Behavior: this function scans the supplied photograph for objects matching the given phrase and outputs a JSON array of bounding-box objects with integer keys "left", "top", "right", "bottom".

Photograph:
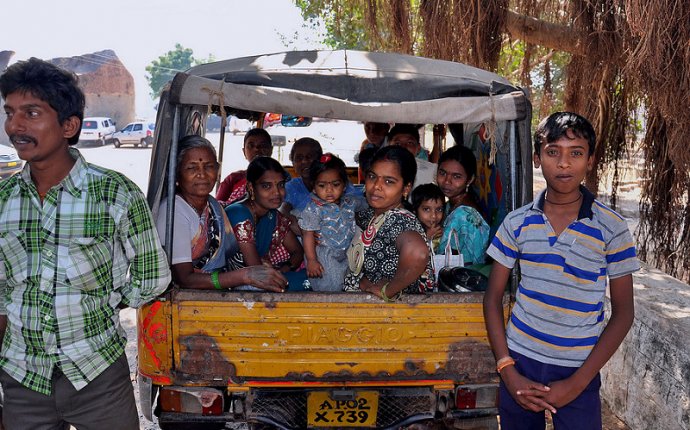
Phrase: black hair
[
  {"left": 289, "top": 137, "right": 323, "bottom": 162},
  {"left": 438, "top": 144, "right": 478, "bottom": 182},
  {"left": 388, "top": 123, "right": 420, "bottom": 143},
  {"left": 308, "top": 153, "right": 348, "bottom": 185},
  {"left": 176, "top": 135, "right": 217, "bottom": 175},
  {"left": 244, "top": 128, "right": 272, "bottom": 146},
  {"left": 369, "top": 145, "right": 417, "bottom": 188},
  {"left": 246, "top": 156, "right": 290, "bottom": 184},
  {"left": 358, "top": 147, "right": 377, "bottom": 174},
  {"left": 533, "top": 111, "right": 596, "bottom": 156},
  {"left": 411, "top": 183, "right": 445, "bottom": 213},
  {"left": 0, "top": 57, "right": 85, "bottom": 145}
]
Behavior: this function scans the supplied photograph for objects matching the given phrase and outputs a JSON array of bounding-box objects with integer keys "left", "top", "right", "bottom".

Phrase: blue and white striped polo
[{"left": 487, "top": 186, "right": 640, "bottom": 367}]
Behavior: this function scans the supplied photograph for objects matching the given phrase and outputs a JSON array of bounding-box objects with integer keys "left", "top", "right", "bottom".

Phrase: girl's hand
[
  {"left": 306, "top": 260, "right": 324, "bottom": 278},
  {"left": 500, "top": 366, "right": 556, "bottom": 413},
  {"left": 427, "top": 225, "right": 443, "bottom": 240}
]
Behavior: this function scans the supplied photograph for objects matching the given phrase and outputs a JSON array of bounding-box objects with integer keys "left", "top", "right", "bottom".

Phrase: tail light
[
  {"left": 147, "top": 130, "right": 152, "bottom": 137},
  {"left": 455, "top": 385, "right": 498, "bottom": 409},
  {"left": 159, "top": 386, "right": 224, "bottom": 415}
]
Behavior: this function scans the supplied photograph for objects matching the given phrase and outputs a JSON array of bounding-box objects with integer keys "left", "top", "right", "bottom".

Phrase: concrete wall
[{"left": 601, "top": 264, "right": 690, "bottom": 430}]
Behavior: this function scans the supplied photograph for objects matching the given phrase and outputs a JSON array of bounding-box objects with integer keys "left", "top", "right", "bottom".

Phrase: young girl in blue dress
[{"left": 298, "top": 154, "right": 366, "bottom": 291}]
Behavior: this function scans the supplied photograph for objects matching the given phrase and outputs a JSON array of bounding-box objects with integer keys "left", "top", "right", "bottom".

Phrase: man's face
[{"left": 3, "top": 91, "right": 77, "bottom": 164}]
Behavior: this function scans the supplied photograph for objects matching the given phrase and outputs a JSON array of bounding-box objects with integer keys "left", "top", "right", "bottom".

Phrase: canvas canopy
[
  {"left": 149, "top": 50, "right": 532, "bottom": 219},
  {"left": 167, "top": 49, "right": 530, "bottom": 124}
]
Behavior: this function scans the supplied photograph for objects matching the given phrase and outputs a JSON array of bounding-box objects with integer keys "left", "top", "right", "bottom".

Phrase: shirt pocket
[
  {"left": 0, "top": 231, "right": 28, "bottom": 288},
  {"left": 65, "top": 236, "right": 113, "bottom": 292},
  {"left": 565, "top": 238, "right": 605, "bottom": 282}
]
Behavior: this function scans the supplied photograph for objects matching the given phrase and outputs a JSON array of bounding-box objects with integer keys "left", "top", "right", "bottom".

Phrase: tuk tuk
[{"left": 139, "top": 49, "right": 532, "bottom": 429}]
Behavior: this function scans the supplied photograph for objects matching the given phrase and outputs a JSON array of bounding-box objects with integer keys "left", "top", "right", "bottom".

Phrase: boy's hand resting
[
  {"left": 543, "top": 376, "right": 588, "bottom": 408},
  {"left": 306, "top": 260, "right": 324, "bottom": 278},
  {"left": 245, "top": 266, "right": 288, "bottom": 292},
  {"left": 501, "top": 366, "right": 557, "bottom": 413}
]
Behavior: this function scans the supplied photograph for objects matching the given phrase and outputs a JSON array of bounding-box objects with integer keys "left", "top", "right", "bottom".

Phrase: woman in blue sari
[
  {"left": 156, "top": 135, "right": 287, "bottom": 291},
  {"left": 225, "top": 156, "right": 308, "bottom": 290}
]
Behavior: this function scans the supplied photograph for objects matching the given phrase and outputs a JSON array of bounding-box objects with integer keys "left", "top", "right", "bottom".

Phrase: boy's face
[{"left": 534, "top": 132, "right": 593, "bottom": 196}]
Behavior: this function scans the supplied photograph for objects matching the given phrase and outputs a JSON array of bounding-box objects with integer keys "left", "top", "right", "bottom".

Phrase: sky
[{"left": 1, "top": 0, "right": 325, "bottom": 118}]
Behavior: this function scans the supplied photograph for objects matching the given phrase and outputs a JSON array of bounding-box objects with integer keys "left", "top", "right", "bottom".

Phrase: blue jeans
[{"left": 499, "top": 350, "right": 602, "bottom": 430}]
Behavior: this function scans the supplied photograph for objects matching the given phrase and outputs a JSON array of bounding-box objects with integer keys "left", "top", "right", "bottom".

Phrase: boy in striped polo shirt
[{"left": 483, "top": 112, "right": 639, "bottom": 429}]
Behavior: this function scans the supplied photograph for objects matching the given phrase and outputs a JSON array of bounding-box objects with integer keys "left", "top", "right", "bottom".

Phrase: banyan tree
[{"left": 295, "top": 0, "right": 690, "bottom": 281}]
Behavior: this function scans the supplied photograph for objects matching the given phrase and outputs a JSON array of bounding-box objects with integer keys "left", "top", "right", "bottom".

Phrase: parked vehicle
[
  {"left": 0, "top": 144, "right": 23, "bottom": 179},
  {"left": 112, "top": 121, "right": 155, "bottom": 148},
  {"left": 79, "top": 116, "right": 116, "bottom": 146},
  {"left": 141, "top": 50, "right": 533, "bottom": 430}
]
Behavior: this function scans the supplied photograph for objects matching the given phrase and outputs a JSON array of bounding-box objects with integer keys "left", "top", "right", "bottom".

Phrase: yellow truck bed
[{"left": 138, "top": 290, "right": 510, "bottom": 429}]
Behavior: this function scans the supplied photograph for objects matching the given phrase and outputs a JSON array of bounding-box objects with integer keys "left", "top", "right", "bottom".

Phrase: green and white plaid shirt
[{"left": 0, "top": 149, "right": 171, "bottom": 395}]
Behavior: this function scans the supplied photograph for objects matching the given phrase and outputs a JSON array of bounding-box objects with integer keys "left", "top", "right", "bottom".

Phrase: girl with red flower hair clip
[{"left": 297, "top": 153, "right": 366, "bottom": 291}]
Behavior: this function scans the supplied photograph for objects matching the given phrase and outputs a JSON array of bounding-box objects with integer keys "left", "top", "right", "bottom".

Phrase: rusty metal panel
[
  {"left": 137, "top": 298, "right": 174, "bottom": 384},
  {"left": 165, "top": 291, "right": 508, "bottom": 386}
]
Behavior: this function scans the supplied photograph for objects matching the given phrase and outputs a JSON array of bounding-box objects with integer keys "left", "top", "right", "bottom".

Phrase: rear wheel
[
  {"left": 113, "top": 138, "right": 121, "bottom": 148},
  {"left": 140, "top": 138, "right": 148, "bottom": 148}
]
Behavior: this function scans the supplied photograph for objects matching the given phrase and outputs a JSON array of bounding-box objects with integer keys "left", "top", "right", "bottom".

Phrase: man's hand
[
  {"left": 501, "top": 366, "right": 556, "bottom": 413},
  {"left": 245, "top": 266, "right": 288, "bottom": 292},
  {"left": 306, "top": 260, "right": 324, "bottom": 278}
]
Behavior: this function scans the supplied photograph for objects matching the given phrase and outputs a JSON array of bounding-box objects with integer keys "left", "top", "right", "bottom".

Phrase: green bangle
[
  {"left": 380, "top": 282, "right": 395, "bottom": 303},
  {"left": 211, "top": 271, "right": 222, "bottom": 290}
]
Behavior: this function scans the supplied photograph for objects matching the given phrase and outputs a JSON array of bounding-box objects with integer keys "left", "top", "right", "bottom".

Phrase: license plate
[
  {"left": 6, "top": 162, "right": 17, "bottom": 167},
  {"left": 307, "top": 391, "right": 378, "bottom": 427}
]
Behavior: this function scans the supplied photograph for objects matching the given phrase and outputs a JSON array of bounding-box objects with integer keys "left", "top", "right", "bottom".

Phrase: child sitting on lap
[{"left": 298, "top": 154, "right": 366, "bottom": 291}]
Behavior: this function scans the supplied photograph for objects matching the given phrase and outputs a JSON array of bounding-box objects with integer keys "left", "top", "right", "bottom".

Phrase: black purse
[{"left": 437, "top": 266, "right": 489, "bottom": 293}]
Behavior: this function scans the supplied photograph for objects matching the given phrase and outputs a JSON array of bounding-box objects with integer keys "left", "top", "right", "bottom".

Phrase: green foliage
[
  {"left": 294, "top": 0, "right": 369, "bottom": 49},
  {"left": 145, "top": 44, "right": 211, "bottom": 99}
]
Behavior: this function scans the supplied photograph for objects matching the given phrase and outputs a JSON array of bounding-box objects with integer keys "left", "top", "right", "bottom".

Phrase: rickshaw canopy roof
[{"left": 168, "top": 49, "right": 530, "bottom": 124}]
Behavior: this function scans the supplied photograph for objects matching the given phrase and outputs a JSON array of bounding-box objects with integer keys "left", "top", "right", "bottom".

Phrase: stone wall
[{"left": 601, "top": 264, "right": 690, "bottom": 430}]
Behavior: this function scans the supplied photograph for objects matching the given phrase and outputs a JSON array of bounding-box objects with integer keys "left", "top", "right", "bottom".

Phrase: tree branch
[{"left": 505, "top": 10, "right": 588, "bottom": 56}]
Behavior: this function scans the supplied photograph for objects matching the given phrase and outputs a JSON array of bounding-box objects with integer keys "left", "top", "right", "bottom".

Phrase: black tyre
[
  {"left": 140, "top": 138, "right": 148, "bottom": 148},
  {"left": 113, "top": 138, "right": 121, "bottom": 148}
]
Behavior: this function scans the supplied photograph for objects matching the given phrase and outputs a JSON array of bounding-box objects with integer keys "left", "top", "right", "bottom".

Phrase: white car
[
  {"left": 0, "top": 144, "right": 23, "bottom": 179},
  {"left": 112, "top": 121, "right": 156, "bottom": 148},
  {"left": 79, "top": 117, "right": 117, "bottom": 146}
]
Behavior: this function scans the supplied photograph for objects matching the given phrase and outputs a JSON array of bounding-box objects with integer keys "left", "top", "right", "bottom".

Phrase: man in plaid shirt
[{"left": 0, "top": 58, "right": 171, "bottom": 429}]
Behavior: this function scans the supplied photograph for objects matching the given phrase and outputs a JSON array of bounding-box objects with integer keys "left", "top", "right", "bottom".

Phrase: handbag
[{"left": 430, "top": 228, "right": 463, "bottom": 282}]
